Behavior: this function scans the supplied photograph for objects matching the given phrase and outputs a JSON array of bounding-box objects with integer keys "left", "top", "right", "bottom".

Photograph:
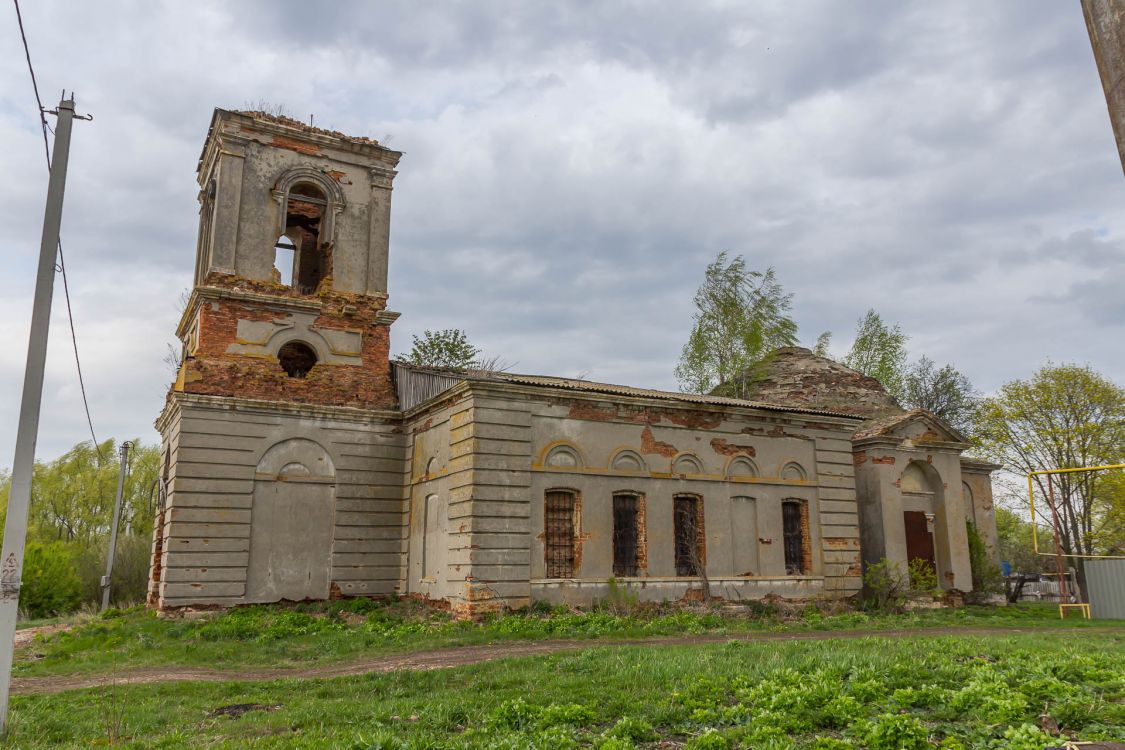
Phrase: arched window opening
[
  {"left": 782, "top": 500, "right": 809, "bottom": 575},
  {"left": 545, "top": 490, "right": 577, "bottom": 578},
  {"left": 612, "top": 493, "right": 644, "bottom": 577},
  {"left": 284, "top": 182, "right": 329, "bottom": 294},
  {"left": 673, "top": 494, "right": 705, "bottom": 576},
  {"left": 278, "top": 341, "right": 318, "bottom": 378},
  {"left": 273, "top": 234, "right": 296, "bottom": 287}
]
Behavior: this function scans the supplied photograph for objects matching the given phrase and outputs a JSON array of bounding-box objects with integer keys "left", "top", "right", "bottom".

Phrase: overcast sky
[{"left": 1, "top": 1, "right": 1123, "bottom": 465}]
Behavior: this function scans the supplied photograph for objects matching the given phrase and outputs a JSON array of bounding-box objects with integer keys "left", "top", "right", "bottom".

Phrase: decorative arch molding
[
  {"left": 780, "top": 461, "right": 808, "bottom": 482},
  {"left": 673, "top": 453, "right": 705, "bottom": 475},
  {"left": 726, "top": 456, "right": 760, "bottom": 479},
  {"left": 900, "top": 462, "right": 933, "bottom": 493},
  {"left": 255, "top": 438, "right": 335, "bottom": 481},
  {"left": 543, "top": 443, "right": 584, "bottom": 470},
  {"left": 271, "top": 167, "right": 346, "bottom": 241},
  {"left": 610, "top": 449, "right": 648, "bottom": 473}
]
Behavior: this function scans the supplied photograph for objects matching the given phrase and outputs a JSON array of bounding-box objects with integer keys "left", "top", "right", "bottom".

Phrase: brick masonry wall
[{"left": 179, "top": 281, "right": 396, "bottom": 410}]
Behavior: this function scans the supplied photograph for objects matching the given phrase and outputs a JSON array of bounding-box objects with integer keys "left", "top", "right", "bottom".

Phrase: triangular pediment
[{"left": 853, "top": 408, "right": 967, "bottom": 447}]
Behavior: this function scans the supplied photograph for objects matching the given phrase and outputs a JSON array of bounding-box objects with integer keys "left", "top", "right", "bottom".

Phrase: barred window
[
  {"left": 783, "top": 500, "right": 808, "bottom": 574},
  {"left": 545, "top": 490, "right": 577, "bottom": 578}
]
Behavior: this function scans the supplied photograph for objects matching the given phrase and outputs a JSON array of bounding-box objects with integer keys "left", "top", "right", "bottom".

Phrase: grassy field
[
  {"left": 12, "top": 598, "right": 1105, "bottom": 679},
  {"left": 4, "top": 629, "right": 1122, "bottom": 749}
]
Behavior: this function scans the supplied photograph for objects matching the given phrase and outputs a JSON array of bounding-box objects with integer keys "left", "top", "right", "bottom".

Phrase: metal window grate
[
  {"left": 613, "top": 494, "right": 639, "bottom": 577},
  {"left": 783, "top": 501, "right": 805, "bottom": 574},
  {"left": 674, "top": 495, "right": 700, "bottom": 576},
  {"left": 545, "top": 491, "right": 576, "bottom": 578}
]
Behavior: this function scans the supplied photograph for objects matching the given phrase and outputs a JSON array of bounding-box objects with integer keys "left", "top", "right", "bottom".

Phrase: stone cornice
[
  {"left": 960, "top": 457, "right": 1003, "bottom": 473},
  {"left": 175, "top": 286, "right": 393, "bottom": 338},
  {"left": 160, "top": 391, "right": 401, "bottom": 429},
  {"left": 463, "top": 380, "right": 863, "bottom": 431}
]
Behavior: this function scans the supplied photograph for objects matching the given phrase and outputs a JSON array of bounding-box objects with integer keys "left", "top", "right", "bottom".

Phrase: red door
[{"left": 903, "top": 511, "right": 936, "bottom": 570}]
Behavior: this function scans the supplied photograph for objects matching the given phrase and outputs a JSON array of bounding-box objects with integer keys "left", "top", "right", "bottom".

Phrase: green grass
[
  {"left": 13, "top": 599, "right": 1105, "bottom": 679},
  {"left": 5, "top": 631, "right": 1123, "bottom": 748}
]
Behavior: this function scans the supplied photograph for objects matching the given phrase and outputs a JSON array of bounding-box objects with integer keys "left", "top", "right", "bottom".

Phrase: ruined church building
[{"left": 150, "top": 110, "right": 1000, "bottom": 615}]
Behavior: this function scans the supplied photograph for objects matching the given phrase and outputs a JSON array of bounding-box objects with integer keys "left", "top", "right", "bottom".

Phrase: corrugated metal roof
[{"left": 394, "top": 363, "right": 864, "bottom": 419}]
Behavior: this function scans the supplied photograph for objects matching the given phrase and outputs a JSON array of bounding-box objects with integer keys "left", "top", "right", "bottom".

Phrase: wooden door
[{"left": 903, "top": 510, "right": 936, "bottom": 570}]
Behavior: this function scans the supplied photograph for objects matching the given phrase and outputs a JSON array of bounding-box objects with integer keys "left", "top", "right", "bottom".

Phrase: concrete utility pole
[
  {"left": 1082, "top": 0, "right": 1125, "bottom": 174},
  {"left": 101, "top": 441, "right": 133, "bottom": 611},
  {"left": 0, "top": 94, "right": 82, "bottom": 734}
]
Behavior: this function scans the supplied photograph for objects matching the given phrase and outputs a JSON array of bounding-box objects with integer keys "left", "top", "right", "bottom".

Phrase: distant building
[{"left": 149, "top": 111, "right": 999, "bottom": 616}]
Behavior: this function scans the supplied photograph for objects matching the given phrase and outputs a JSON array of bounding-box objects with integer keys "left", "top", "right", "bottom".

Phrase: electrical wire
[{"left": 11, "top": 0, "right": 103, "bottom": 456}]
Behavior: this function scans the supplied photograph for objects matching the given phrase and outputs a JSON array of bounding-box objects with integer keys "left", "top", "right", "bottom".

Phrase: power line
[{"left": 11, "top": 0, "right": 102, "bottom": 455}]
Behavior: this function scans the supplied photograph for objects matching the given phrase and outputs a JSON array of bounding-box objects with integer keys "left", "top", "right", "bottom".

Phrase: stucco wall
[
  {"left": 854, "top": 434, "right": 974, "bottom": 592},
  {"left": 152, "top": 393, "right": 406, "bottom": 608},
  {"left": 407, "top": 384, "right": 867, "bottom": 608},
  {"left": 197, "top": 111, "right": 399, "bottom": 297}
]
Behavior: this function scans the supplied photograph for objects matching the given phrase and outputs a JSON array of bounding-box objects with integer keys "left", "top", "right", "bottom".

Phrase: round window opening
[{"left": 278, "top": 341, "right": 318, "bottom": 378}]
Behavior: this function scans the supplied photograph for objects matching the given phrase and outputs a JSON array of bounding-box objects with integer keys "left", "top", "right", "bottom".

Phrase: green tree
[
  {"left": 401, "top": 328, "right": 510, "bottom": 372},
  {"left": 405, "top": 329, "right": 480, "bottom": 369},
  {"left": 812, "top": 331, "right": 833, "bottom": 358},
  {"left": 19, "top": 542, "right": 83, "bottom": 619},
  {"left": 843, "top": 310, "right": 908, "bottom": 401},
  {"left": 902, "top": 356, "right": 978, "bottom": 435},
  {"left": 675, "top": 252, "right": 798, "bottom": 398},
  {"left": 0, "top": 439, "right": 161, "bottom": 613},
  {"left": 994, "top": 508, "right": 1048, "bottom": 574},
  {"left": 975, "top": 363, "right": 1125, "bottom": 598}
]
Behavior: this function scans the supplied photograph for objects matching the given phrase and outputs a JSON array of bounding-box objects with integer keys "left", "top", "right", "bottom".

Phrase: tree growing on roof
[
  {"left": 843, "top": 309, "right": 909, "bottom": 401},
  {"left": 675, "top": 252, "right": 798, "bottom": 399},
  {"left": 401, "top": 328, "right": 510, "bottom": 372},
  {"left": 902, "top": 356, "right": 978, "bottom": 435},
  {"left": 404, "top": 329, "right": 480, "bottom": 369}
]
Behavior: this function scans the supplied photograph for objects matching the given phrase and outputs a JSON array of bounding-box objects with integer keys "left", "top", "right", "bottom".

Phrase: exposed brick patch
[
  {"left": 562, "top": 399, "right": 722, "bottom": 430},
  {"left": 271, "top": 134, "right": 321, "bottom": 155},
  {"left": 635, "top": 494, "right": 648, "bottom": 573},
  {"left": 640, "top": 426, "right": 677, "bottom": 458},
  {"left": 665, "top": 410, "right": 723, "bottom": 430},
  {"left": 709, "top": 438, "right": 756, "bottom": 457},
  {"left": 178, "top": 286, "right": 396, "bottom": 410},
  {"left": 872, "top": 455, "right": 895, "bottom": 465},
  {"left": 854, "top": 451, "right": 868, "bottom": 465}
]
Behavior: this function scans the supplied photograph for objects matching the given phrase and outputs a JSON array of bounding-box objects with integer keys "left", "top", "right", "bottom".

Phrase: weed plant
[{"left": 4, "top": 632, "right": 1121, "bottom": 748}]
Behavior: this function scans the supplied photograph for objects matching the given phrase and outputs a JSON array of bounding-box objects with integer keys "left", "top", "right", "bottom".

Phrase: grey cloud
[{"left": 3, "top": 0, "right": 1125, "bottom": 466}]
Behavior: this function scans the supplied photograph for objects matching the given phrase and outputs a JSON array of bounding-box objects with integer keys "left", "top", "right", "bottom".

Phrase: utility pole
[
  {"left": 101, "top": 441, "right": 133, "bottom": 611},
  {"left": 0, "top": 94, "right": 84, "bottom": 734}
]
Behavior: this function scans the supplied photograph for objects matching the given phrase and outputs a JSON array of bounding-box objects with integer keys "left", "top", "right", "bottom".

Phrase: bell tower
[
  {"left": 174, "top": 109, "right": 403, "bottom": 408},
  {"left": 151, "top": 110, "right": 408, "bottom": 610}
]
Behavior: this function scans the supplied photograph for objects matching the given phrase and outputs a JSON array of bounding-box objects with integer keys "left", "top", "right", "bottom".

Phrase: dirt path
[{"left": 11, "top": 626, "right": 1118, "bottom": 696}]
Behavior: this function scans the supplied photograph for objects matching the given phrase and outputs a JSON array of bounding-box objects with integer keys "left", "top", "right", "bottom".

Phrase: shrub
[
  {"left": 907, "top": 558, "right": 940, "bottom": 595},
  {"left": 862, "top": 558, "right": 906, "bottom": 611},
  {"left": 966, "top": 522, "right": 1004, "bottom": 596},
  {"left": 20, "top": 542, "right": 83, "bottom": 618}
]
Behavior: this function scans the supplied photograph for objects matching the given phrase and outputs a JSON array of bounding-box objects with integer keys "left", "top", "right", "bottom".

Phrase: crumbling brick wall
[{"left": 177, "top": 275, "right": 396, "bottom": 410}]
